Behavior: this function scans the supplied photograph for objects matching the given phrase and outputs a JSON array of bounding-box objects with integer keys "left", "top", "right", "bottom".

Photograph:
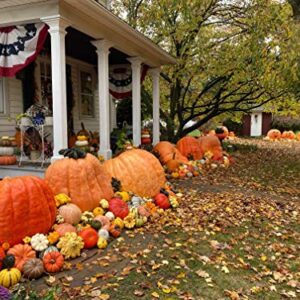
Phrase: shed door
[{"left": 250, "top": 112, "right": 262, "bottom": 136}]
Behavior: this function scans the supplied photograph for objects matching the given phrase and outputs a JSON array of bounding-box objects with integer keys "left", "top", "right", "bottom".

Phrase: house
[
  {"left": 242, "top": 107, "right": 272, "bottom": 137},
  {"left": 0, "top": 0, "right": 175, "bottom": 178}
]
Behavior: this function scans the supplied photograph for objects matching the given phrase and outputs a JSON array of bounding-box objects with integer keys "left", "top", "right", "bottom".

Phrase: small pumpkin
[
  {"left": 89, "top": 220, "right": 102, "bottom": 230},
  {"left": 98, "top": 229, "right": 109, "bottom": 240},
  {"left": 113, "top": 217, "right": 124, "bottom": 229},
  {"left": 137, "top": 205, "right": 151, "bottom": 218},
  {"left": 55, "top": 223, "right": 77, "bottom": 237},
  {"left": 109, "top": 224, "right": 122, "bottom": 238},
  {"left": 47, "top": 231, "right": 60, "bottom": 244},
  {"left": 123, "top": 214, "right": 136, "bottom": 229},
  {"left": 23, "top": 258, "right": 44, "bottom": 279},
  {"left": 108, "top": 198, "right": 129, "bottom": 220},
  {"left": 58, "top": 203, "right": 82, "bottom": 225},
  {"left": 154, "top": 193, "right": 170, "bottom": 209},
  {"left": 166, "top": 153, "right": 180, "bottom": 172},
  {"left": 0, "top": 156, "right": 17, "bottom": 165},
  {"left": 105, "top": 211, "right": 115, "bottom": 221},
  {"left": 43, "top": 251, "right": 64, "bottom": 273},
  {"left": 55, "top": 193, "right": 71, "bottom": 207},
  {"left": 0, "top": 286, "right": 10, "bottom": 299},
  {"left": 135, "top": 216, "right": 147, "bottom": 228},
  {"left": 0, "top": 268, "right": 21, "bottom": 288},
  {"left": 99, "top": 199, "right": 109, "bottom": 209},
  {"left": 7, "top": 244, "right": 36, "bottom": 271},
  {"left": 39, "top": 246, "right": 59, "bottom": 259},
  {"left": 2, "top": 255, "right": 15, "bottom": 269},
  {"left": 78, "top": 228, "right": 98, "bottom": 249},
  {"left": 97, "top": 237, "right": 108, "bottom": 249},
  {"left": 0, "top": 247, "right": 5, "bottom": 270},
  {"left": 93, "top": 207, "right": 104, "bottom": 216},
  {"left": 30, "top": 233, "right": 49, "bottom": 251},
  {"left": 94, "top": 215, "right": 111, "bottom": 230},
  {"left": 57, "top": 232, "right": 84, "bottom": 259},
  {"left": 115, "top": 191, "right": 130, "bottom": 202}
]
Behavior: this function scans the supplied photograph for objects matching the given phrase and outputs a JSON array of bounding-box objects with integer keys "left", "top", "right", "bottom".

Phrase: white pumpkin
[
  {"left": 30, "top": 233, "right": 49, "bottom": 251},
  {"left": 75, "top": 140, "right": 89, "bottom": 147},
  {"left": 105, "top": 211, "right": 115, "bottom": 221},
  {"left": 0, "top": 147, "right": 14, "bottom": 156},
  {"left": 98, "top": 229, "right": 109, "bottom": 240}
]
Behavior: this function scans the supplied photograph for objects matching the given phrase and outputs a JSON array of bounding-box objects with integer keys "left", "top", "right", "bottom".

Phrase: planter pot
[
  {"left": 21, "top": 117, "right": 32, "bottom": 126},
  {"left": 45, "top": 116, "right": 53, "bottom": 126},
  {"left": 30, "top": 150, "right": 41, "bottom": 160}
]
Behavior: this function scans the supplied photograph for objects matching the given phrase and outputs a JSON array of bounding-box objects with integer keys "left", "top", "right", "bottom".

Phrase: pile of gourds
[
  {"left": 0, "top": 136, "right": 17, "bottom": 165},
  {"left": 0, "top": 148, "right": 180, "bottom": 290},
  {"left": 265, "top": 129, "right": 300, "bottom": 141},
  {"left": 154, "top": 134, "right": 231, "bottom": 180}
]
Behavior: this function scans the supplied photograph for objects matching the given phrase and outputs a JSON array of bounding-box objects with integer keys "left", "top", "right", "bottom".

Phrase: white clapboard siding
[
  {"left": 0, "top": 78, "right": 23, "bottom": 136},
  {"left": 0, "top": 56, "right": 100, "bottom": 137}
]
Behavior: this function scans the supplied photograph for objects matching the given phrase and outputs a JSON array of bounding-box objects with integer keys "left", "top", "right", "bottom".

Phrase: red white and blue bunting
[
  {"left": 0, "top": 23, "right": 48, "bottom": 77},
  {"left": 109, "top": 64, "right": 148, "bottom": 100}
]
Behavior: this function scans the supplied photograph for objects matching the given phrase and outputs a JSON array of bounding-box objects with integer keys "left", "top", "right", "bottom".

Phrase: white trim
[
  {"left": 78, "top": 66, "right": 96, "bottom": 119},
  {"left": 0, "top": 78, "right": 9, "bottom": 117}
]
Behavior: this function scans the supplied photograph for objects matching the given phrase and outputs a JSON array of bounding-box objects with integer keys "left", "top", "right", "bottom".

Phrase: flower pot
[
  {"left": 30, "top": 150, "right": 41, "bottom": 160},
  {"left": 21, "top": 117, "right": 32, "bottom": 126},
  {"left": 45, "top": 116, "right": 53, "bottom": 126}
]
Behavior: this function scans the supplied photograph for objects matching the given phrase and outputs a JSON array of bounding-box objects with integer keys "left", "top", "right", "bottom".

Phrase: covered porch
[{"left": 0, "top": 0, "right": 175, "bottom": 177}]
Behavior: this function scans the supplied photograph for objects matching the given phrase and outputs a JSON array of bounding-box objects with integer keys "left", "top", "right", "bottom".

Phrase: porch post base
[
  {"left": 98, "top": 149, "right": 112, "bottom": 160},
  {"left": 51, "top": 155, "right": 64, "bottom": 164}
]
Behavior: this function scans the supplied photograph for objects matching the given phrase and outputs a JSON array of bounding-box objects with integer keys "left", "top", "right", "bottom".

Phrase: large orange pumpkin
[
  {"left": 281, "top": 130, "right": 295, "bottom": 140},
  {"left": 7, "top": 244, "right": 36, "bottom": 271},
  {"left": 0, "top": 156, "right": 17, "bottom": 165},
  {"left": 45, "top": 149, "right": 114, "bottom": 212},
  {"left": 153, "top": 141, "right": 188, "bottom": 164},
  {"left": 102, "top": 149, "right": 166, "bottom": 197},
  {"left": 0, "top": 176, "right": 56, "bottom": 246},
  {"left": 176, "top": 136, "right": 203, "bottom": 160},
  {"left": 198, "top": 135, "right": 223, "bottom": 161},
  {"left": 267, "top": 129, "right": 281, "bottom": 140}
]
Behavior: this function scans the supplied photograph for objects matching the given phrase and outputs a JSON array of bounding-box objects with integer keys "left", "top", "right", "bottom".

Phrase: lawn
[{"left": 15, "top": 139, "right": 300, "bottom": 300}]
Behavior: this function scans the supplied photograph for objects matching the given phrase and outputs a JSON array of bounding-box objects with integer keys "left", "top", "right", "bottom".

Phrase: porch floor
[{"left": 0, "top": 162, "right": 49, "bottom": 179}]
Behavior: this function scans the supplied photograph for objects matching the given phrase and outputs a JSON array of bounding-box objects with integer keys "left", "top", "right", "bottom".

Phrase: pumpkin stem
[
  {"left": 59, "top": 148, "right": 87, "bottom": 159},
  {"left": 111, "top": 177, "right": 121, "bottom": 192}
]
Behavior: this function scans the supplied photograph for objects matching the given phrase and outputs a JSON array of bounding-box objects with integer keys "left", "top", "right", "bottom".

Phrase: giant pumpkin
[
  {"left": 45, "top": 149, "right": 114, "bottom": 212},
  {"left": 176, "top": 136, "right": 203, "bottom": 160},
  {"left": 0, "top": 176, "right": 56, "bottom": 246},
  {"left": 102, "top": 149, "right": 166, "bottom": 197},
  {"left": 198, "top": 135, "right": 223, "bottom": 161},
  {"left": 281, "top": 130, "right": 295, "bottom": 140},
  {"left": 267, "top": 129, "right": 281, "bottom": 140},
  {"left": 153, "top": 141, "right": 188, "bottom": 165}
]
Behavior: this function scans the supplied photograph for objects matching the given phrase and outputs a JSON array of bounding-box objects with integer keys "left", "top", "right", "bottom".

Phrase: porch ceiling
[{"left": 0, "top": 0, "right": 176, "bottom": 67}]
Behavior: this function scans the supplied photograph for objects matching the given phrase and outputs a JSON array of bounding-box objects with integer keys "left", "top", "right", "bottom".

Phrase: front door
[{"left": 250, "top": 112, "right": 262, "bottom": 137}]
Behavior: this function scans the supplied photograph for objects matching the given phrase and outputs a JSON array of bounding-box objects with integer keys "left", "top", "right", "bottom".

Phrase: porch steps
[{"left": 0, "top": 164, "right": 46, "bottom": 179}]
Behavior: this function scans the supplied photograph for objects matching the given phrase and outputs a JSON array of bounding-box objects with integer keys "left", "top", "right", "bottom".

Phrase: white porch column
[
  {"left": 150, "top": 67, "right": 161, "bottom": 145},
  {"left": 110, "top": 96, "right": 117, "bottom": 132},
  {"left": 92, "top": 40, "right": 113, "bottom": 160},
  {"left": 41, "top": 16, "right": 70, "bottom": 162},
  {"left": 128, "top": 57, "right": 142, "bottom": 146}
]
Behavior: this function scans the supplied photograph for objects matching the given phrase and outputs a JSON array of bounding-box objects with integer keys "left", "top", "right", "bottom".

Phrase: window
[
  {"left": 79, "top": 70, "right": 94, "bottom": 118},
  {"left": 39, "top": 60, "right": 52, "bottom": 110},
  {"left": 0, "top": 78, "right": 6, "bottom": 115}
]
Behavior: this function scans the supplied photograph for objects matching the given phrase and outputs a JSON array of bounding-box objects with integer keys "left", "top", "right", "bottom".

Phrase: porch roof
[{"left": 0, "top": 0, "right": 176, "bottom": 67}]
